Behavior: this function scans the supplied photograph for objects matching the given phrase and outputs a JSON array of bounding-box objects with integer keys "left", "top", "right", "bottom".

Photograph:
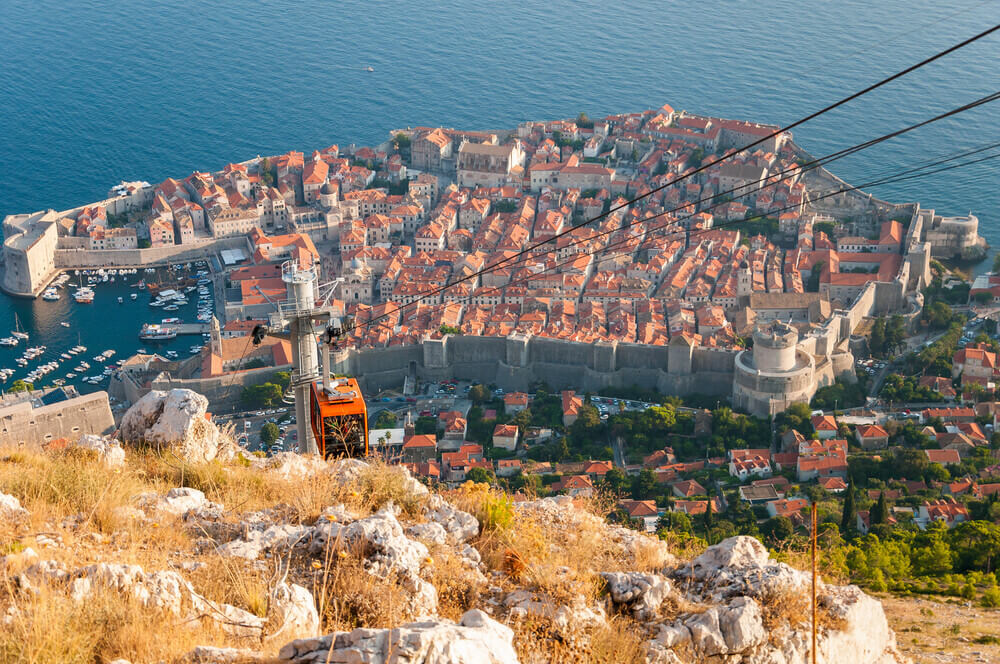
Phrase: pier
[{"left": 173, "top": 324, "right": 209, "bottom": 335}]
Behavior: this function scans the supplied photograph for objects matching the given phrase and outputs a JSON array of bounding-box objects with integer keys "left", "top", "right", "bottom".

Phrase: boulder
[
  {"left": 257, "top": 452, "right": 328, "bottom": 480},
  {"left": 718, "top": 597, "right": 767, "bottom": 653},
  {"left": 268, "top": 583, "right": 320, "bottom": 642},
  {"left": 687, "top": 535, "right": 770, "bottom": 579},
  {"left": 503, "top": 589, "right": 606, "bottom": 634},
  {"left": 220, "top": 524, "right": 311, "bottom": 560},
  {"left": 277, "top": 609, "right": 519, "bottom": 663},
  {"left": 312, "top": 505, "right": 428, "bottom": 578},
  {"left": 310, "top": 504, "right": 437, "bottom": 617},
  {"left": 601, "top": 571, "right": 671, "bottom": 621},
  {"left": 0, "top": 492, "right": 28, "bottom": 520},
  {"left": 75, "top": 434, "right": 126, "bottom": 467},
  {"left": 423, "top": 494, "right": 479, "bottom": 543},
  {"left": 182, "top": 646, "right": 263, "bottom": 663},
  {"left": 142, "top": 487, "right": 223, "bottom": 520},
  {"left": 23, "top": 561, "right": 266, "bottom": 638},
  {"left": 119, "top": 389, "right": 236, "bottom": 463}
]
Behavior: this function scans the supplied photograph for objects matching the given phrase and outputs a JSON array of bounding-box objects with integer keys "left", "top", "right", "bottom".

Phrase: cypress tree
[
  {"left": 841, "top": 480, "right": 857, "bottom": 535},
  {"left": 871, "top": 490, "right": 889, "bottom": 526}
]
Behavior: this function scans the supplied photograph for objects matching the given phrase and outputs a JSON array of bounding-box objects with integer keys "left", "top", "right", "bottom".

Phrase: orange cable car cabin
[{"left": 309, "top": 377, "right": 369, "bottom": 458}]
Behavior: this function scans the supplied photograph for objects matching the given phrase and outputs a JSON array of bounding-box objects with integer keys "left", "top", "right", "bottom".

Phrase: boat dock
[{"left": 174, "top": 324, "right": 209, "bottom": 335}]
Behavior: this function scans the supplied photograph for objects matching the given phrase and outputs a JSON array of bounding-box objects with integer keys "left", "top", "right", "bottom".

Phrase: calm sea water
[{"left": 0, "top": 0, "right": 997, "bottom": 392}]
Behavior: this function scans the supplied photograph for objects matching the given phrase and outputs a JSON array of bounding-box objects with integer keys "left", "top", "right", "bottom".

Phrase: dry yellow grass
[{"left": 0, "top": 580, "right": 237, "bottom": 664}]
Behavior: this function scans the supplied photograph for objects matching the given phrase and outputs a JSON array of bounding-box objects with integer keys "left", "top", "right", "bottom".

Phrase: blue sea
[{"left": 0, "top": 0, "right": 997, "bottom": 392}]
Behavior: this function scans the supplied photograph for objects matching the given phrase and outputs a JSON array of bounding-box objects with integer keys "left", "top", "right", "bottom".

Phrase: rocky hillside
[{"left": 0, "top": 389, "right": 910, "bottom": 664}]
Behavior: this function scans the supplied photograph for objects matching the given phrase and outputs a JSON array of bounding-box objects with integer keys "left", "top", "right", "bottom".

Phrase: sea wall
[
  {"left": 54, "top": 236, "right": 252, "bottom": 270},
  {"left": 333, "top": 334, "right": 739, "bottom": 398}
]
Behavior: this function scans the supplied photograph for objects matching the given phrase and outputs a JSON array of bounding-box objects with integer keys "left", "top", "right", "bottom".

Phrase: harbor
[{"left": 0, "top": 262, "right": 218, "bottom": 395}]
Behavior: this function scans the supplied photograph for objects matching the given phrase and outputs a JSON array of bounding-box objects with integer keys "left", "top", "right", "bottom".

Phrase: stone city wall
[
  {"left": 54, "top": 236, "right": 252, "bottom": 270},
  {"left": 0, "top": 391, "right": 115, "bottom": 448},
  {"left": 336, "top": 334, "right": 739, "bottom": 398}
]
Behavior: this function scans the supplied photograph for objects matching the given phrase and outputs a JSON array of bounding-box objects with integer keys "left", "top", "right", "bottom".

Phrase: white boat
[
  {"left": 60, "top": 322, "right": 70, "bottom": 327},
  {"left": 0, "top": 337, "right": 18, "bottom": 347},
  {"left": 42, "top": 288, "right": 60, "bottom": 301},
  {"left": 163, "top": 305, "right": 179, "bottom": 311},
  {"left": 118, "top": 296, "right": 124, "bottom": 304},
  {"left": 12, "top": 314, "right": 29, "bottom": 340},
  {"left": 130, "top": 293, "right": 138, "bottom": 300},
  {"left": 139, "top": 323, "right": 177, "bottom": 341}
]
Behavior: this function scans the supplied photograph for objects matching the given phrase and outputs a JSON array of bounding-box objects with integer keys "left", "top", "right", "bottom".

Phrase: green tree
[
  {"left": 657, "top": 511, "right": 692, "bottom": 534},
  {"left": 870, "top": 491, "right": 889, "bottom": 526},
  {"left": 240, "top": 382, "right": 282, "bottom": 409},
  {"left": 841, "top": 480, "right": 857, "bottom": 536},
  {"left": 761, "top": 516, "right": 795, "bottom": 544},
  {"left": 469, "top": 384, "right": 491, "bottom": 404},
  {"left": 870, "top": 318, "right": 886, "bottom": 356},
  {"left": 603, "top": 467, "right": 628, "bottom": 494},
  {"left": 630, "top": 468, "right": 658, "bottom": 500},
  {"left": 466, "top": 466, "right": 494, "bottom": 484},
  {"left": 138, "top": 239, "right": 152, "bottom": 249},
  {"left": 414, "top": 416, "right": 437, "bottom": 436},
  {"left": 260, "top": 422, "right": 280, "bottom": 445},
  {"left": 373, "top": 410, "right": 398, "bottom": 429},
  {"left": 9, "top": 379, "right": 32, "bottom": 393}
]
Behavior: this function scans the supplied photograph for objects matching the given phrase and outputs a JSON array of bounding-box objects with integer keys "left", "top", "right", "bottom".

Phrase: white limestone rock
[
  {"left": 0, "top": 492, "right": 29, "bottom": 520},
  {"left": 601, "top": 571, "right": 672, "bottom": 622},
  {"left": 183, "top": 646, "right": 263, "bottom": 663},
  {"left": 503, "top": 589, "right": 606, "bottom": 634},
  {"left": 310, "top": 504, "right": 437, "bottom": 617},
  {"left": 277, "top": 609, "right": 519, "bottom": 663},
  {"left": 220, "top": 524, "right": 311, "bottom": 560},
  {"left": 75, "top": 434, "right": 126, "bottom": 467},
  {"left": 665, "top": 536, "right": 910, "bottom": 664},
  {"left": 327, "top": 457, "right": 370, "bottom": 484},
  {"left": 24, "top": 561, "right": 266, "bottom": 638},
  {"left": 257, "top": 452, "right": 328, "bottom": 480},
  {"left": 143, "top": 487, "right": 224, "bottom": 520},
  {"left": 119, "top": 388, "right": 236, "bottom": 463},
  {"left": 268, "top": 583, "right": 320, "bottom": 642},
  {"left": 423, "top": 494, "right": 479, "bottom": 543},
  {"left": 406, "top": 521, "right": 449, "bottom": 546}
]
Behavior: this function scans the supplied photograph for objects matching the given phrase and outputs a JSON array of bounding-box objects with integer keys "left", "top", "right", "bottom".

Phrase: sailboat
[{"left": 11, "top": 313, "right": 29, "bottom": 340}]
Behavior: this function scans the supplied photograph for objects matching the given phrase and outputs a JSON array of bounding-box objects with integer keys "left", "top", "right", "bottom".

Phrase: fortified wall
[
  {"left": 0, "top": 390, "right": 115, "bottom": 447},
  {"left": 334, "top": 274, "right": 899, "bottom": 414},
  {"left": 333, "top": 333, "right": 740, "bottom": 398}
]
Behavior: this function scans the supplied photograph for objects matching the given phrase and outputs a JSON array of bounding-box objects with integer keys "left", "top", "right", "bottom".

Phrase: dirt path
[{"left": 880, "top": 594, "right": 1000, "bottom": 663}]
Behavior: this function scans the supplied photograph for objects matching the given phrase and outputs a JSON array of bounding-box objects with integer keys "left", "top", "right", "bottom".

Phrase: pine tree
[
  {"left": 871, "top": 491, "right": 889, "bottom": 526},
  {"left": 841, "top": 480, "right": 857, "bottom": 535}
]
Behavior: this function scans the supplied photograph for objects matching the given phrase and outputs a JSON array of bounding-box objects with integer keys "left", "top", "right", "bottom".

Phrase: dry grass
[
  {"left": 0, "top": 580, "right": 235, "bottom": 664},
  {"left": 759, "top": 584, "right": 846, "bottom": 634},
  {"left": 511, "top": 614, "right": 649, "bottom": 664},
  {"left": 424, "top": 542, "right": 485, "bottom": 621}
]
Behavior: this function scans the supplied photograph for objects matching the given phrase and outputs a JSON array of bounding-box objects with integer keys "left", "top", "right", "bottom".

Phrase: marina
[{"left": 0, "top": 263, "right": 217, "bottom": 394}]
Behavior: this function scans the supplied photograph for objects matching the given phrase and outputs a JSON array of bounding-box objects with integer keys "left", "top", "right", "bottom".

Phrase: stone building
[
  {"left": 1, "top": 210, "right": 59, "bottom": 296},
  {"left": 0, "top": 388, "right": 114, "bottom": 446},
  {"left": 456, "top": 140, "right": 525, "bottom": 188},
  {"left": 914, "top": 206, "right": 986, "bottom": 260},
  {"left": 732, "top": 322, "right": 819, "bottom": 417}
]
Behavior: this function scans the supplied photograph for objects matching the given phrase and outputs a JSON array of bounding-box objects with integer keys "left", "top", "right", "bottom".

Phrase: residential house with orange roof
[
  {"left": 401, "top": 434, "right": 437, "bottom": 464},
  {"left": 551, "top": 474, "right": 595, "bottom": 497},
  {"left": 492, "top": 424, "right": 519, "bottom": 452},
  {"left": 811, "top": 414, "right": 838, "bottom": 439},
  {"left": 917, "top": 498, "right": 969, "bottom": 529},
  {"left": 855, "top": 424, "right": 890, "bottom": 450}
]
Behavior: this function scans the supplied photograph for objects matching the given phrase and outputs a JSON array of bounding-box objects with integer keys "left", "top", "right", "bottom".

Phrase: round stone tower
[{"left": 752, "top": 321, "right": 798, "bottom": 372}]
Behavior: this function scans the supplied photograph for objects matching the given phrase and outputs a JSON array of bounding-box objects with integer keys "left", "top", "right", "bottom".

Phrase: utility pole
[{"left": 811, "top": 501, "right": 818, "bottom": 664}]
